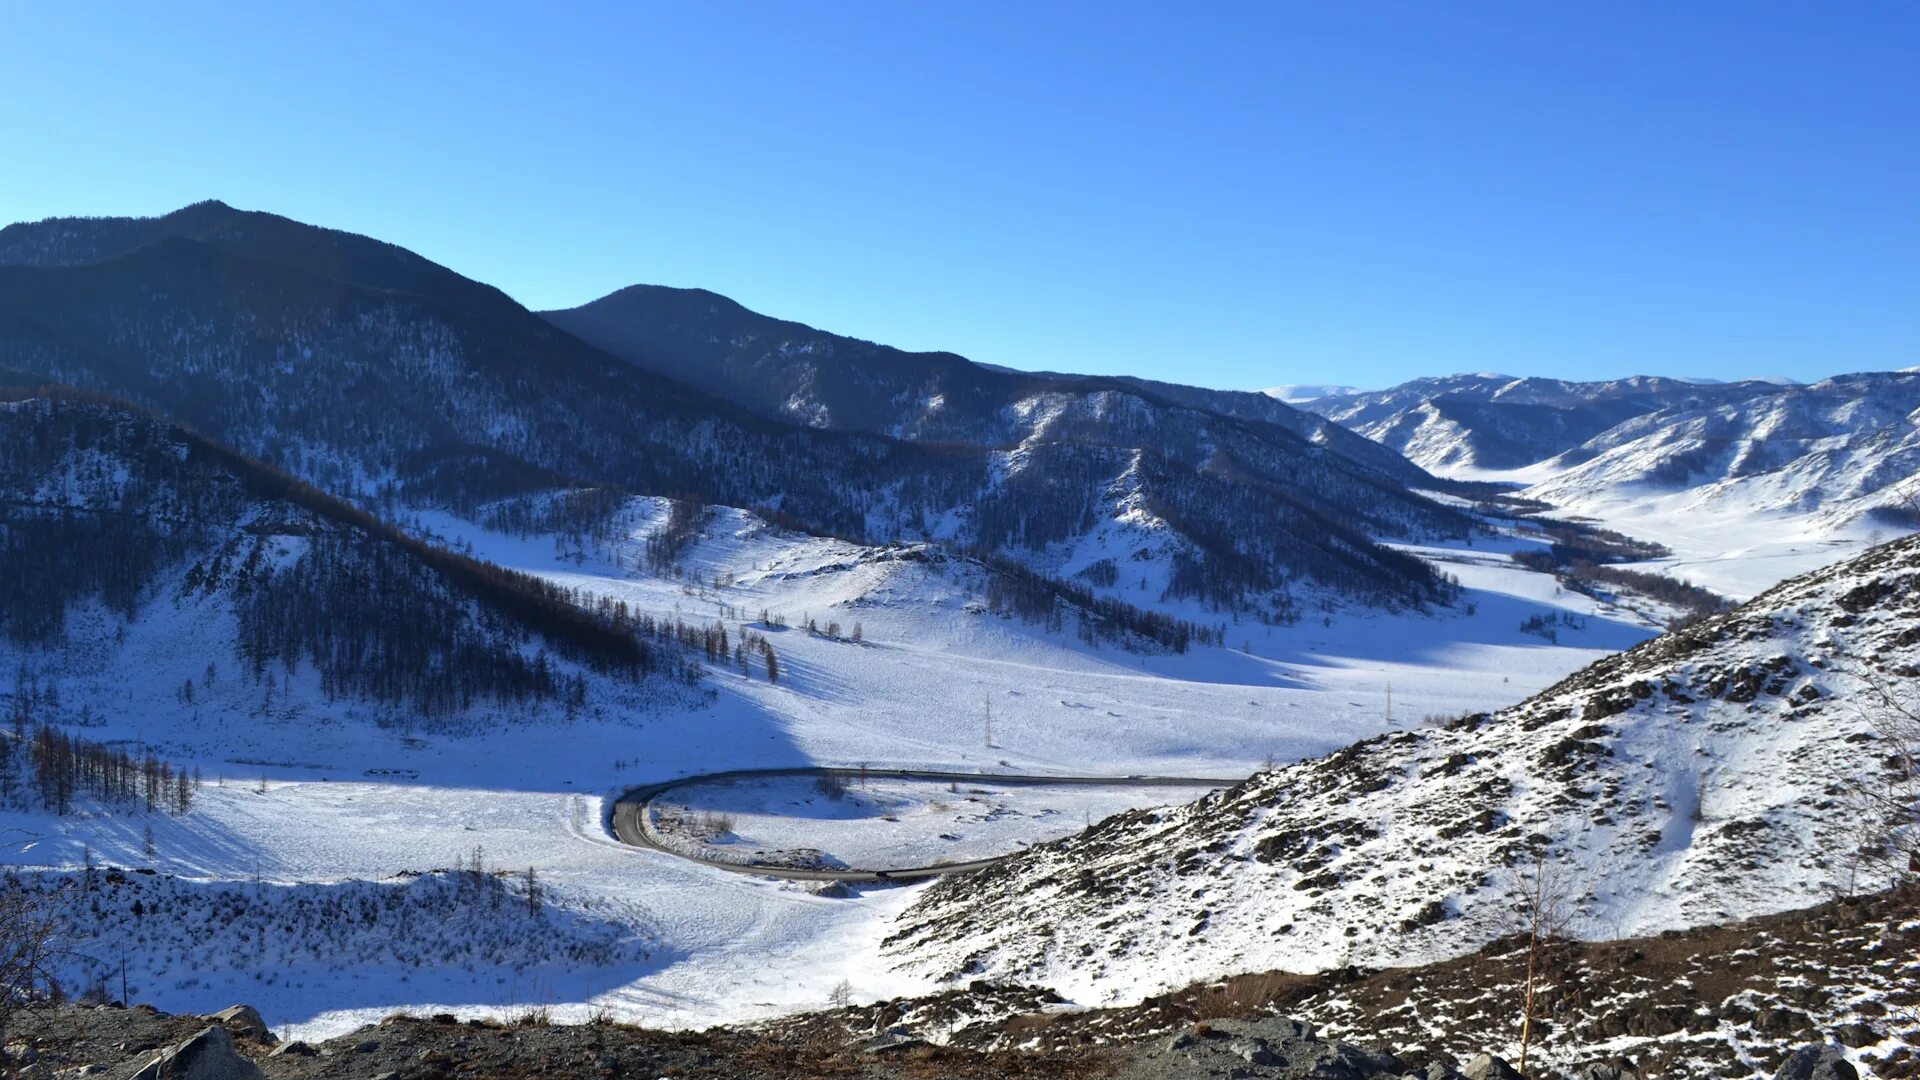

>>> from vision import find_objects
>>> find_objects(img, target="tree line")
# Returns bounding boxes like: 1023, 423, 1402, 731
2, 687, 198, 817
978, 553, 1226, 653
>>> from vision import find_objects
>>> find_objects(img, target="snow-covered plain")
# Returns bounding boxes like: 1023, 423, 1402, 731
2, 496, 1672, 1038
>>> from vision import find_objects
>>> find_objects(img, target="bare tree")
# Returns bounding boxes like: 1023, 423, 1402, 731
1509, 847, 1576, 1077
0, 849, 72, 1042
1836, 663, 1919, 894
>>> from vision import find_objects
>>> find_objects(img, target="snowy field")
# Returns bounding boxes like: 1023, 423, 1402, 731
647, 774, 1219, 870
0, 496, 1684, 1039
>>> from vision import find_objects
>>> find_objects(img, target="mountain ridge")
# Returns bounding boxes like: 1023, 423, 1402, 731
0, 202, 1475, 618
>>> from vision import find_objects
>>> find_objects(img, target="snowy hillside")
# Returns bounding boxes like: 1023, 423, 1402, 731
0, 394, 695, 736
881, 533, 1920, 1005
544, 285, 1426, 487
1525, 370, 1920, 528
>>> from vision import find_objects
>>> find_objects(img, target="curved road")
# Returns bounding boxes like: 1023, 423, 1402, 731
609, 766, 1240, 883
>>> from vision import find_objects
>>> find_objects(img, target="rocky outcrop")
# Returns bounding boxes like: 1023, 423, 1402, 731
208, 1005, 272, 1044
1772, 1045, 1860, 1080
128, 1026, 265, 1080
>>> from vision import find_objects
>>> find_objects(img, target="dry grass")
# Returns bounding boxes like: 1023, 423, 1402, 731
1191, 969, 1320, 1020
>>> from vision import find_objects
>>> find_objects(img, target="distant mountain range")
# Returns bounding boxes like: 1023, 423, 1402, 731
543, 285, 1429, 487
0, 202, 1472, 622
1295, 372, 1920, 533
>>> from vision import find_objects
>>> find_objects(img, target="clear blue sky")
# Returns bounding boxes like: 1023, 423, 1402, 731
2, 3, 1914, 389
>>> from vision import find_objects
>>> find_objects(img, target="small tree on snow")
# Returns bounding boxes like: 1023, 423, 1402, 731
1509, 847, 1576, 1077
1835, 660, 1920, 894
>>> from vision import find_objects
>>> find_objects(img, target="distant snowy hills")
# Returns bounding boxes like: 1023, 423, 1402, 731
1294, 372, 1920, 592
1302, 374, 1790, 472
884, 531, 1920, 1001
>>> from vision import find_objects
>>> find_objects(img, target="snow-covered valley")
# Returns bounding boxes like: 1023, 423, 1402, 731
1, 479, 1671, 1040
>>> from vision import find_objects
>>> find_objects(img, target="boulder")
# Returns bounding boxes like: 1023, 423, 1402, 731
1772, 1045, 1858, 1080
128, 1026, 265, 1080
267, 1041, 317, 1058
1229, 1036, 1283, 1066
1461, 1054, 1524, 1080
856, 1027, 927, 1055
209, 1004, 272, 1043
1832, 1023, 1879, 1049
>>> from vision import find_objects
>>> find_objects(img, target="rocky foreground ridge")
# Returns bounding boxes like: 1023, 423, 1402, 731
5, 889, 1911, 1079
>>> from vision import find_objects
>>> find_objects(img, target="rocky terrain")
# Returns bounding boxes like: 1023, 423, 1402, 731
883, 534, 1920, 1006
6, 887, 1905, 1078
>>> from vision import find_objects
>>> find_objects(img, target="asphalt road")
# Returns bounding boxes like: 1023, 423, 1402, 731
608, 766, 1240, 882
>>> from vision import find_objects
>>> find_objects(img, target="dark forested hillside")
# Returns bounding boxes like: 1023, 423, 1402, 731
0, 203, 1471, 616
0, 392, 696, 721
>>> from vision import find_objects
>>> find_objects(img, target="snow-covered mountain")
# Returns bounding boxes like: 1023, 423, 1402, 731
882, 532, 1920, 1003
1298, 372, 1920, 600
0, 203, 1475, 620
543, 285, 1437, 488
1524, 371, 1920, 528
1302, 374, 1787, 472
1302, 371, 1920, 530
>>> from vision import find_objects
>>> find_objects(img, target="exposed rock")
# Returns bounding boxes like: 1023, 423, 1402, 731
856, 1027, 928, 1055
1832, 1023, 1879, 1049
208, 1004, 271, 1043
1772, 1044, 1858, 1080
127, 1026, 265, 1080
1461, 1053, 1523, 1080
1125, 1016, 1402, 1078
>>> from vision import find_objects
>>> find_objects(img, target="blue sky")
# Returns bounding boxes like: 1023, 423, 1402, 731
1, 3, 1914, 389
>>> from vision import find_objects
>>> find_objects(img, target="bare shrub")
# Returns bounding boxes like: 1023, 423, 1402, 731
0, 872, 70, 1041
1191, 970, 1315, 1020
1835, 663, 1919, 895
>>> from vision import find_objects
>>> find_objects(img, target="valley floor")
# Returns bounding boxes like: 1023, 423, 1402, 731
0, 498, 1781, 1038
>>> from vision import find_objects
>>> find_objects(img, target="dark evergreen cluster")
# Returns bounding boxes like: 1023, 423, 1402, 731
644, 498, 711, 571
235, 535, 594, 717
478, 486, 630, 545
1504, 514, 1726, 623
1142, 452, 1460, 614
980, 556, 1225, 653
